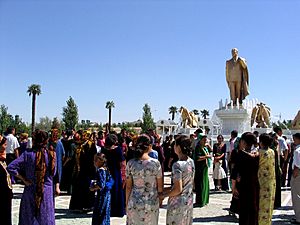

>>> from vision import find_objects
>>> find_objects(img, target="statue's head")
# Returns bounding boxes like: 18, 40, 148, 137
231, 48, 238, 58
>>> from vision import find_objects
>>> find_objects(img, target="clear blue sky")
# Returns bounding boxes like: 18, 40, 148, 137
0, 0, 299, 124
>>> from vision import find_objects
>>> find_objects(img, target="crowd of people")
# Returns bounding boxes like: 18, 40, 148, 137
0, 125, 300, 225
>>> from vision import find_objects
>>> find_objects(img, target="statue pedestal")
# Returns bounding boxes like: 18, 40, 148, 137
252, 127, 273, 134
215, 108, 251, 135
177, 127, 198, 135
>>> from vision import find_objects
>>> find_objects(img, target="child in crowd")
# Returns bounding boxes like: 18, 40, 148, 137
90, 153, 114, 225
213, 154, 227, 191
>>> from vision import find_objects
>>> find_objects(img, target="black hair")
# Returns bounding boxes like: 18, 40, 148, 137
32, 129, 49, 149
95, 152, 107, 167
6, 126, 15, 134
0, 136, 7, 146
259, 133, 273, 148
273, 127, 282, 134
253, 131, 259, 136
98, 130, 103, 136
240, 132, 257, 147
195, 128, 203, 134
175, 135, 192, 156
117, 133, 125, 145
293, 133, 300, 140
231, 130, 238, 138
105, 134, 118, 147
65, 129, 73, 137
217, 134, 224, 140
134, 134, 151, 158
282, 135, 287, 141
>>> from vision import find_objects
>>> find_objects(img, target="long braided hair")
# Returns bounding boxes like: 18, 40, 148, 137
32, 129, 56, 215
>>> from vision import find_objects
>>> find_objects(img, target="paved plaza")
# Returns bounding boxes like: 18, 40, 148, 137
12, 171, 294, 225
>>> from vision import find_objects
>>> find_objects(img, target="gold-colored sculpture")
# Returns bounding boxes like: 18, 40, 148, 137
251, 102, 271, 128
292, 111, 300, 129
226, 48, 249, 106
179, 107, 198, 128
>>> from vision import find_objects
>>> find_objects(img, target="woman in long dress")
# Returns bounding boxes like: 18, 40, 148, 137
271, 133, 281, 209
126, 134, 163, 225
236, 132, 259, 225
101, 134, 126, 217
193, 135, 212, 207
8, 130, 56, 225
0, 136, 13, 225
258, 133, 276, 225
69, 131, 97, 211
90, 153, 113, 225
161, 135, 195, 225
213, 134, 229, 190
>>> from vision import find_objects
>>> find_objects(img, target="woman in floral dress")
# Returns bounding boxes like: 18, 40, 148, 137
257, 133, 276, 225
161, 135, 195, 225
126, 134, 163, 225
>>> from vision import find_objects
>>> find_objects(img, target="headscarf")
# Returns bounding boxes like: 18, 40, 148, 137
49, 128, 60, 151
33, 130, 56, 215
74, 130, 91, 174
20, 132, 29, 140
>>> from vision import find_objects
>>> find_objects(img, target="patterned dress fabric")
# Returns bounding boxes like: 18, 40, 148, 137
166, 157, 195, 225
126, 158, 162, 225
258, 148, 276, 225
92, 168, 111, 225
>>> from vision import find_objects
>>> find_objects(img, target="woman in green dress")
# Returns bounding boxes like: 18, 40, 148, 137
193, 135, 212, 207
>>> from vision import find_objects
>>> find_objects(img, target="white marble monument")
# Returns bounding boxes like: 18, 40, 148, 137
214, 98, 254, 135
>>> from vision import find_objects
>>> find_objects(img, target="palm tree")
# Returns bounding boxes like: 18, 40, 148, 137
192, 109, 199, 115
105, 101, 115, 132
27, 84, 41, 133
200, 109, 209, 119
168, 106, 178, 120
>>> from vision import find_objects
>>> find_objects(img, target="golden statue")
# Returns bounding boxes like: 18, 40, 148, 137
292, 111, 300, 129
251, 102, 271, 128
179, 107, 198, 128
226, 48, 249, 106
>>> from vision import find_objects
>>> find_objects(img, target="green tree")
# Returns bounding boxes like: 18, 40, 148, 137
62, 96, 79, 130
52, 117, 61, 129
35, 116, 52, 131
192, 109, 200, 115
284, 120, 292, 129
168, 106, 178, 120
17, 121, 30, 134
0, 105, 14, 134
27, 84, 42, 133
14, 115, 20, 127
105, 101, 115, 132
200, 109, 210, 119
141, 103, 156, 133
98, 123, 104, 131
120, 122, 138, 134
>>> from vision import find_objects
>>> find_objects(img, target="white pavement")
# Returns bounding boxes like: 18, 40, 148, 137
12, 171, 294, 225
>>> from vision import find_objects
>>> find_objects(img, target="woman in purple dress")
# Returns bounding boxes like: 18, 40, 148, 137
8, 130, 56, 225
